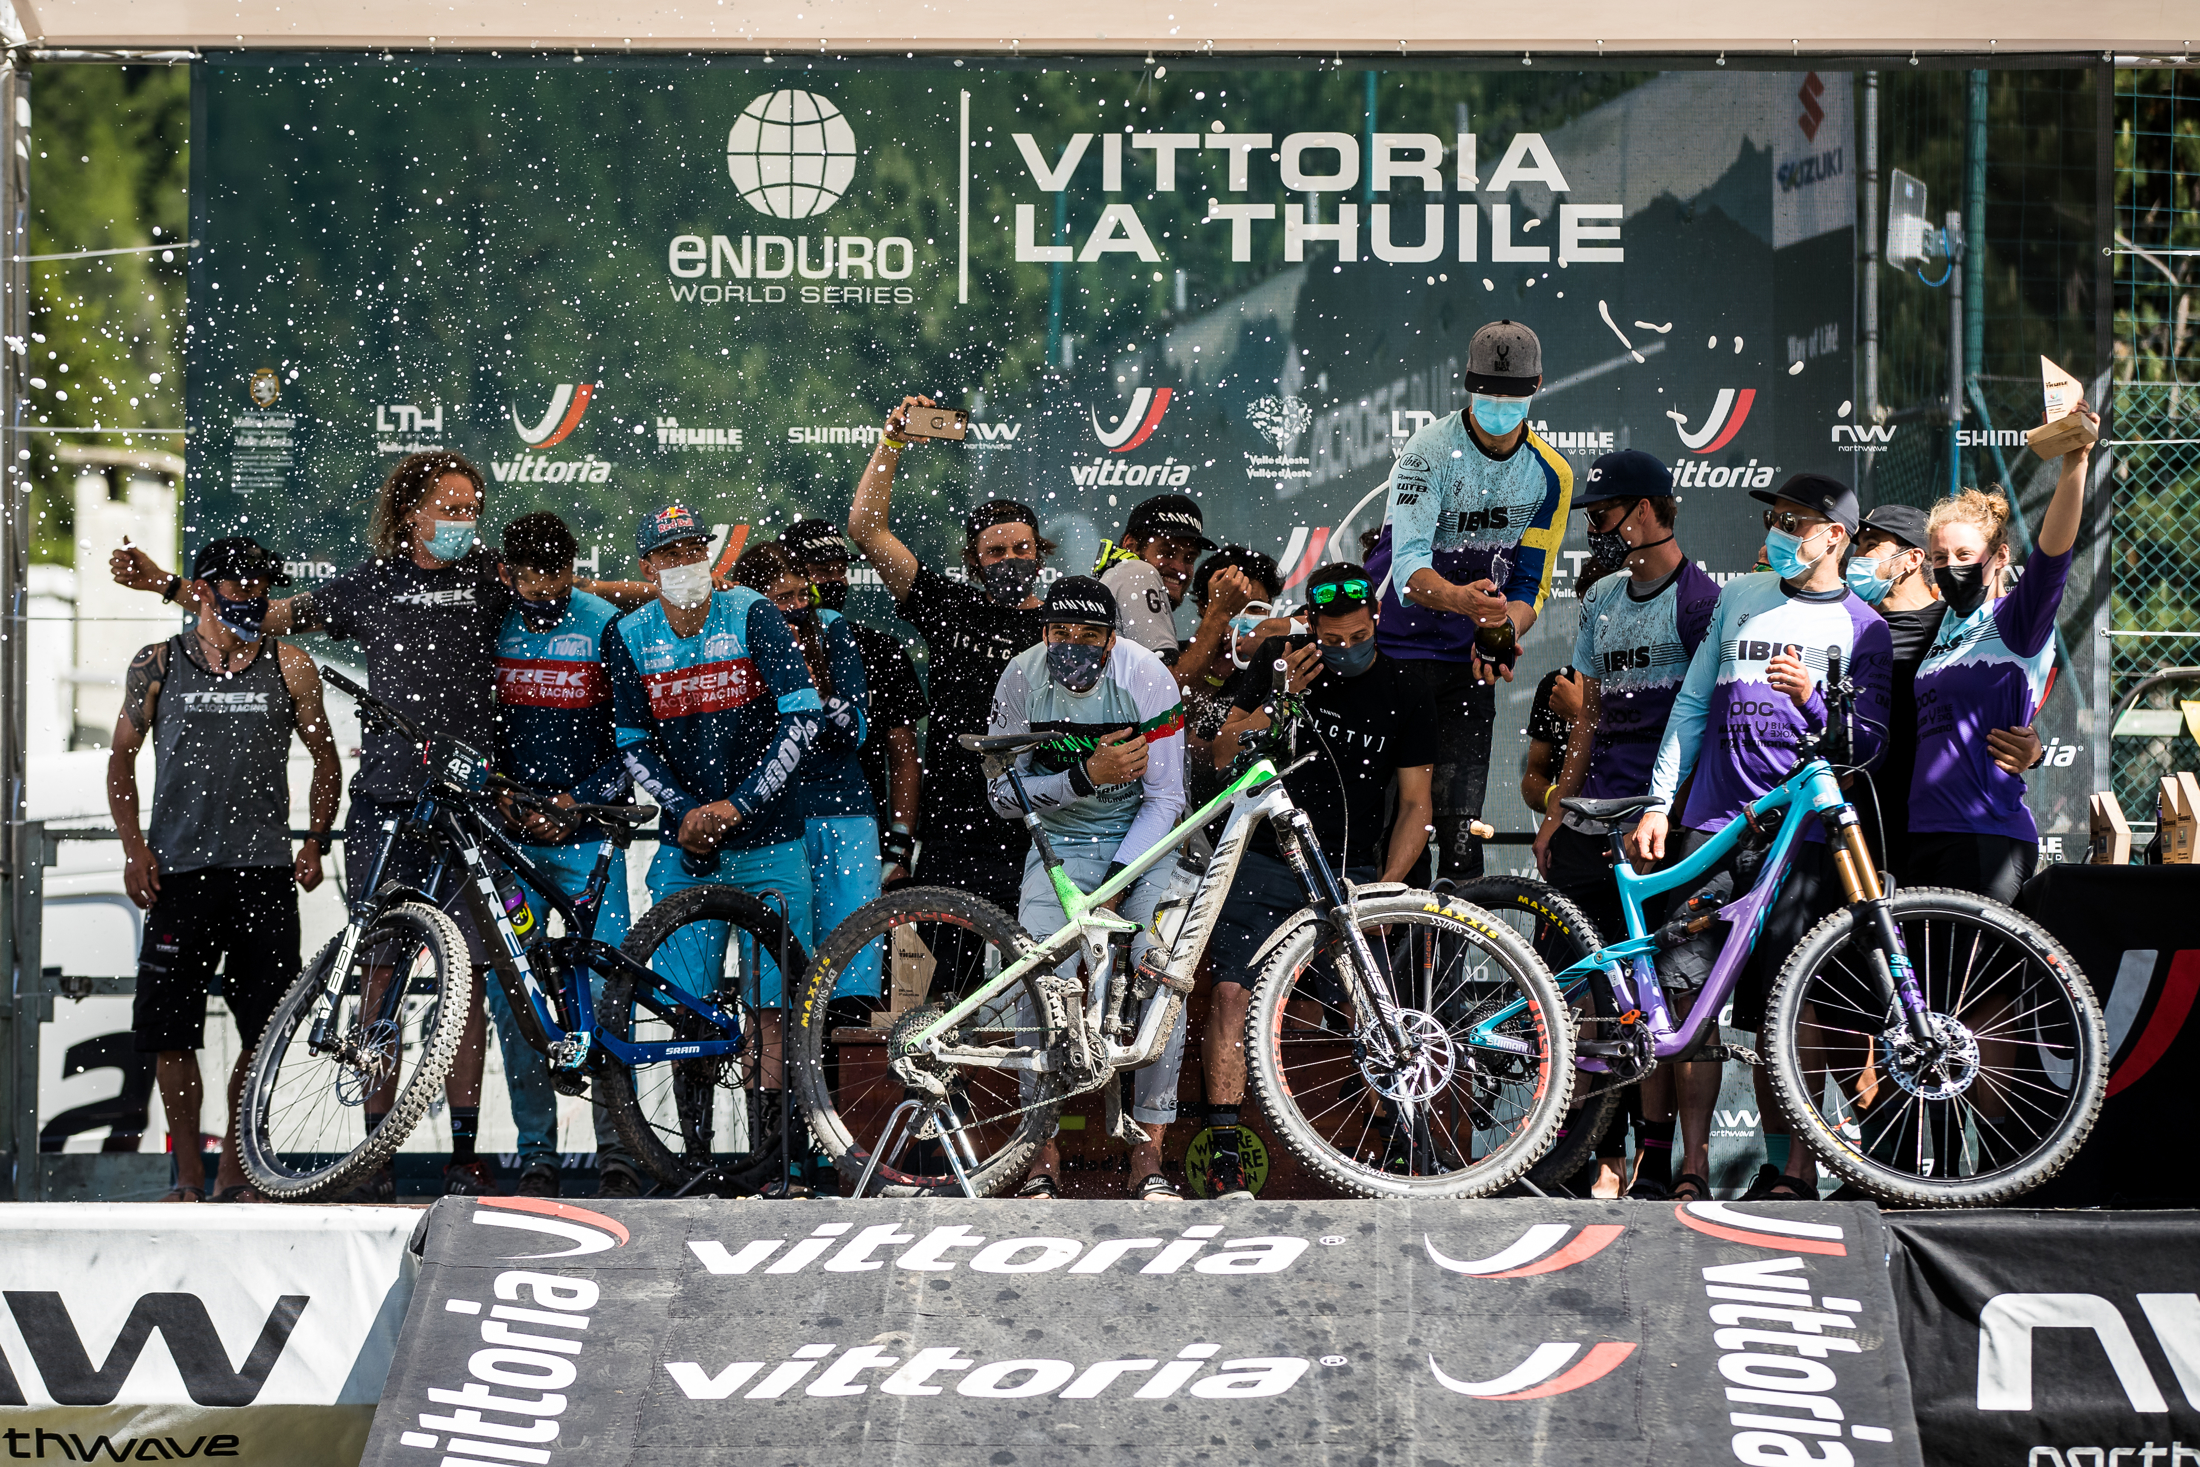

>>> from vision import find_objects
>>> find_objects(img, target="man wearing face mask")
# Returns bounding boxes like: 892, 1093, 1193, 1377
1096, 493, 1258, 695
1205, 563, 1437, 1196
1634, 472, 1894, 1201
1365, 320, 1572, 881
847, 394, 1048, 912
984, 577, 1188, 1200
779, 519, 927, 886
602, 505, 823, 1117
486, 511, 637, 1198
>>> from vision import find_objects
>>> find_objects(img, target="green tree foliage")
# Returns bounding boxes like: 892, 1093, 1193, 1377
23, 63, 189, 563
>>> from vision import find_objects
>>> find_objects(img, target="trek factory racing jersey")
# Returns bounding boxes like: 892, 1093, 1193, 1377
1364, 413, 1573, 662
602, 588, 822, 850
312, 546, 514, 801
494, 589, 624, 810
1566, 561, 1722, 830
1650, 573, 1893, 838
797, 609, 876, 823
1909, 544, 2072, 842
985, 637, 1187, 865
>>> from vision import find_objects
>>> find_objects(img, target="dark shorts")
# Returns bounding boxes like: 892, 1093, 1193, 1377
1654, 825, 1843, 1031
344, 794, 488, 963
1906, 832, 2037, 907
1546, 822, 1626, 949
133, 866, 300, 1053
1208, 850, 1377, 994
1392, 659, 1495, 882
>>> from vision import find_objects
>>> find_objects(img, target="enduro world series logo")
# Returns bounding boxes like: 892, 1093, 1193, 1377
667, 89, 918, 308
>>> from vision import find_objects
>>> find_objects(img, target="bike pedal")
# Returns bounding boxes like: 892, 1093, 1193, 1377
1704, 1043, 1761, 1066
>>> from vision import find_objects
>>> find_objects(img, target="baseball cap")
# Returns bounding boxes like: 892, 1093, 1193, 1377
1463, 319, 1543, 397
1039, 575, 1118, 629
636, 504, 710, 559
1578, 448, 1674, 505
963, 498, 1040, 544
192, 536, 292, 587
1858, 503, 1929, 551
1123, 493, 1217, 552
780, 519, 853, 565
1750, 472, 1860, 534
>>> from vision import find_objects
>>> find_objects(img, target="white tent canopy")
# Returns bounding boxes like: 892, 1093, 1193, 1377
7, 0, 2191, 56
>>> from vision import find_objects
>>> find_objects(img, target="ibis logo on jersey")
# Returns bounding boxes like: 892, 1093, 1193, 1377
1667, 387, 1757, 453
512, 383, 596, 450
1091, 387, 1174, 452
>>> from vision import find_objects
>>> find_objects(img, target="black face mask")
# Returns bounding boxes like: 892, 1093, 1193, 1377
812, 579, 849, 613
516, 589, 572, 633
1934, 563, 1989, 617
979, 556, 1041, 605
212, 590, 269, 640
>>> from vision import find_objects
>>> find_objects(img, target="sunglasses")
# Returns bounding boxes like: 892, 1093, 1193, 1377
1307, 578, 1371, 606
1582, 499, 1637, 530
1762, 509, 1831, 537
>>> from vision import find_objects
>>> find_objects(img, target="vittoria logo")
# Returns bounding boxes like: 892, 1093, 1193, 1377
511, 384, 596, 450
1429, 1341, 1638, 1400
470, 1196, 631, 1260
1667, 387, 1758, 454
1091, 387, 1174, 452
1423, 1222, 1625, 1278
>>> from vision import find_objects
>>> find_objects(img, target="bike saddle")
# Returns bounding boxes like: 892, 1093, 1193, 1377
958, 732, 1051, 755
569, 802, 660, 828
1560, 794, 1661, 827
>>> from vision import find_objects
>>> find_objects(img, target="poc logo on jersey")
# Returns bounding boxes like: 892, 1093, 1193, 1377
177, 690, 270, 712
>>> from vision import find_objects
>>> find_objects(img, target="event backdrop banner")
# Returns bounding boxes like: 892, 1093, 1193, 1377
179, 56, 2092, 835
0, 1204, 419, 1465
362, 1195, 1920, 1467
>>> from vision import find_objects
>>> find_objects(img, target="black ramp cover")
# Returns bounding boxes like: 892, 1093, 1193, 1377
363, 1197, 1920, 1467
1887, 1210, 2200, 1467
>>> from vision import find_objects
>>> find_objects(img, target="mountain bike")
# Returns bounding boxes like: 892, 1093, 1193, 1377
1475, 655, 2107, 1206
791, 695, 1576, 1198
238, 667, 805, 1200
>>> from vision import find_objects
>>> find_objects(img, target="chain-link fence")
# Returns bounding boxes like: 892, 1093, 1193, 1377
2106, 67, 2200, 836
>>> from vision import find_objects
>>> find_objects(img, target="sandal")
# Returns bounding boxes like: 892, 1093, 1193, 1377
1015, 1174, 1061, 1200
211, 1184, 266, 1204
156, 1185, 204, 1203
1134, 1173, 1183, 1202
1626, 1177, 1671, 1201
1670, 1173, 1711, 1202
1758, 1174, 1817, 1201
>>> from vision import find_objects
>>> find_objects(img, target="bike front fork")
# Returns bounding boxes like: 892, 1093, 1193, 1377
1826, 809, 1934, 1044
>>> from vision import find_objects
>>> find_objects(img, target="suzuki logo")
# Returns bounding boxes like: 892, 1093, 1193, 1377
1977, 1293, 2200, 1413
1428, 1341, 1638, 1400
1667, 387, 1758, 454
1091, 387, 1174, 453
511, 383, 597, 450
1799, 73, 1827, 141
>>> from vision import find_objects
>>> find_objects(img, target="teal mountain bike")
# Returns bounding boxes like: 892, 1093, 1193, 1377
791, 699, 1578, 1198
1497, 655, 2107, 1206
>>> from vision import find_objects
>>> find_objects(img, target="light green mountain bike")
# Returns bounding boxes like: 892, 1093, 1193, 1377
790, 701, 1576, 1197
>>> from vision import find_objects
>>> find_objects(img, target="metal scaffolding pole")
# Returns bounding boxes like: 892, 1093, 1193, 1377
0, 53, 28, 1192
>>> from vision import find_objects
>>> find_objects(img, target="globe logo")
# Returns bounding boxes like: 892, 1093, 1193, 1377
726, 89, 858, 220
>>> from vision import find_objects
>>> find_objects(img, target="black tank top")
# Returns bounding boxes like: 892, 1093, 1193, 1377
148, 634, 296, 873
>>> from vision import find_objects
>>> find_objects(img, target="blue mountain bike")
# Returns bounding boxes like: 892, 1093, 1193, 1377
239, 668, 805, 1199
1439, 659, 2107, 1206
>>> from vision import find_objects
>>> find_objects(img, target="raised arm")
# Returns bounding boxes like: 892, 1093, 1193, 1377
2034, 401, 2097, 560
109, 543, 320, 635
846, 396, 931, 603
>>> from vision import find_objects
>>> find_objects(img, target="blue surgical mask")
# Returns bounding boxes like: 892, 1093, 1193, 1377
1321, 638, 1378, 677
1765, 527, 1823, 581
1470, 394, 1532, 437
1844, 556, 1892, 605
424, 519, 476, 561
1046, 640, 1109, 694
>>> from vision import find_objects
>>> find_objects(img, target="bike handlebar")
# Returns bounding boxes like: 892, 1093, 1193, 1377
320, 664, 425, 743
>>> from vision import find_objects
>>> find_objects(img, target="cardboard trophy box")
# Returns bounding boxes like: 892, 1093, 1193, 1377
2182, 773, 2200, 863
2158, 775, 2197, 864
2027, 356, 2099, 460
2090, 792, 2132, 866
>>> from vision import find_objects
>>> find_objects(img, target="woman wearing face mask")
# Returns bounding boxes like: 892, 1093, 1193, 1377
1905, 408, 2095, 903
983, 577, 1189, 1199
1844, 505, 1941, 882
847, 394, 1052, 915
735, 542, 884, 1005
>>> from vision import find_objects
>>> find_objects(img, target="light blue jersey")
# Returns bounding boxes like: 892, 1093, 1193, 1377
1568, 561, 1721, 825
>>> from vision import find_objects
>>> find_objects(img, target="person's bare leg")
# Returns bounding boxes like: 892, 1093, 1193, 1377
1204, 982, 1250, 1109
1673, 993, 1722, 1195
444, 966, 489, 1109
1024, 1137, 1061, 1192
1130, 1123, 1169, 1192
757, 1010, 784, 1092
1634, 1065, 1675, 1192
157, 1051, 206, 1196
215, 1050, 252, 1194
1755, 1057, 1817, 1192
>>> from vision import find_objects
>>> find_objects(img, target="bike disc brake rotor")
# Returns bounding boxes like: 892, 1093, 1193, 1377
1363, 1009, 1457, 1104
1881, 1012, 1982, 1101
333, 1017, 403, 1108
